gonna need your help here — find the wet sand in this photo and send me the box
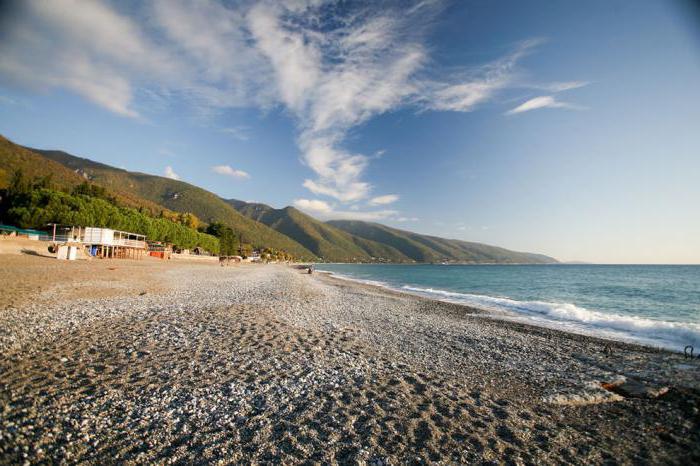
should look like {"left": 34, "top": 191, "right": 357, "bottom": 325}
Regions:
{"left": 0, "top": 254, "right": 698, "bottom": 464}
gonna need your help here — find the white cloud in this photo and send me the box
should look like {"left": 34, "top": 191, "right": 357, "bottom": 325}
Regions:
{"left": 506, "top": 95, "right": 583, "bottom": 115}
{"left": 327, "top": 209, "right": 399, "bottom": 222}
{"left": 164, "top": 165, "right": 180, "bottom": 180}
{"left": 369, "top": 194, "right": 399, "bottom": 206}
{"left": 423, "top": 39, "right": 542, "bottom": 112}
{"left": 293, "top": 198, "right": 400, "bottom": 222}
{"left": 293, "top": 198, "right": 333, "bottom": 214}
{"left": 212, "top": 165, "right": 250, "bottom": 179}
{"left": 0, "top": 1, "right": 586, "bottom": 219}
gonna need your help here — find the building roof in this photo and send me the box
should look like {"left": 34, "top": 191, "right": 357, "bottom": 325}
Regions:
{"left": 0, "top": 224, "right": 45, "bottom": 235}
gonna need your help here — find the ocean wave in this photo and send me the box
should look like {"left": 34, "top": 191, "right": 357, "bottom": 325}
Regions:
{"left": 401, "top": 286, "right": 700, "bottom": 351}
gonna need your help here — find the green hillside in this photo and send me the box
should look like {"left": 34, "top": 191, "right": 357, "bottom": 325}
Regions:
{"left": 0, "top": 136, "right": 169, "bottom": 215}
{"left": 327, "top": 220, "right": 558, "bottom": 264}
{"left": 0, "top": 136, "right": 84, "bottom": 189}
{"left": 227, "top": 200, "right": 410, "bottom": 262}
{"left": 0, "top": 134, "right": 557, "bottom": 263}
{"left": 26, "top": 147, "right": 316, "bottom": 260}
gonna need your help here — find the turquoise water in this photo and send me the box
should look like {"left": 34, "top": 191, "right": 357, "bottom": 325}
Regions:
{"left": 316, "top": 264, "right": 700, "bottom": 351}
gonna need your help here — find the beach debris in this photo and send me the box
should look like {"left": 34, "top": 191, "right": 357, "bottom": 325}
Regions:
{"left": 139, "top": 291, "right": 147, "bottom": 296}
{"left": 613, "top": 380, "right": 669, "bottom": 399}
{"left": 543, "top": 381, "right": 624, "bottom": 406}
{"left": 599, "top": 376, "right": 669, "bottom": 399}
{"left": 543, "top": 389, "right": 623, "bottom": 406}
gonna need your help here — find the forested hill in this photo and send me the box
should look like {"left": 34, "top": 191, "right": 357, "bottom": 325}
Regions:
{"left": 229, "top": 200, "right": 558, "bottom": 264}
{"left": 0, "top": 134, "right": 557, "bottom": 263}
{"left": 327, "top": 220, "right": 558, "bottom": 264}
{"left": 23, "top": 144, "right": 316, "bottom": 260}
{"left": 226, "top": 200, "right": 410, "bottom": 262}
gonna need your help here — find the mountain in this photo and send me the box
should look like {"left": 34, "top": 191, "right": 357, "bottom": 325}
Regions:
{"left": 28, "top": 147, "right": 317, "bottom": 260}
{"left": 228, "top": 200, "right": 557, "bottom": 264}
{"left": 226, "top": 200, "right": 409, "bottom": 262}
{"left": 327, "top": 220, "right": 558, "bottom": 264}
{"left": 0, "top": 136, "right": 315, "bottom": 259}
{"left": 0, "top": 133, "right": 557, "bottom": 263}
{"left": 0, "top": 136, "right": 169, "bottom": 214}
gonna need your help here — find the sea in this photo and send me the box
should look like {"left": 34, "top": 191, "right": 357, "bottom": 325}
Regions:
{"left": 315, "top": 264, "right": 700, "bottom": 352}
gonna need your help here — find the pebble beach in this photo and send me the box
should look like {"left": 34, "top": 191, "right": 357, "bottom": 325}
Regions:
{"left": 0, "top": 254, "right": 699, "bottom": 464}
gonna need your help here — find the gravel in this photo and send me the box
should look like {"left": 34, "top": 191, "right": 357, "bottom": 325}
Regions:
{"left": 1, "top": 263, "right": 698, "bottom": 464}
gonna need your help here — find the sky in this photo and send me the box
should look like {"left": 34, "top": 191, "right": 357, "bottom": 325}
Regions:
{"left": 1, "top": 0, "right": 699, "bottom": 264}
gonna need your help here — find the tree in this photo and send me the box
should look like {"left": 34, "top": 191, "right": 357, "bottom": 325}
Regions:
{"left": 0, "top": 181, "right": 220, "bottom": 254}
{"left": 205, "top": 222, "right": 240, "bottom": 256}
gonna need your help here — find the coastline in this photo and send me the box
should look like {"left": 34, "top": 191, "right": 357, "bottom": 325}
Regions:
{"left": 315, "top": 269, "right": 671, "bottom": 354}
{"left": 314, "top": 265, "right": 700, "bottom": 353}
{"left": 1, "top": 255, "right": 698, "bottom": 463}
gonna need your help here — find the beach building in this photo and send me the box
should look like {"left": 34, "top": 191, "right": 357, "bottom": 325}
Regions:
{"left": 146, "top": 241, "right": 172, "bottom": 260}
{"left": 0, "top": 225, "right": 44, "bottom": 240}
{"left": 82, "top": 227, "right": 147, "bottom": 259}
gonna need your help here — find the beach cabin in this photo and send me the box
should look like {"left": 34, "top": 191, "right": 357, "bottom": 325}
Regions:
{"left": 82, "top": 227, "right": 147, "bottom": 259}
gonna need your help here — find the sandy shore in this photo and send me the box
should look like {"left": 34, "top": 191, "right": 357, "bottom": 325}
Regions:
{"left": 0, "top": 253, "right": 698, "bottom": 464}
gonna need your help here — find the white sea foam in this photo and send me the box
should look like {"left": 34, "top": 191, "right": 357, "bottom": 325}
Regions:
{"left": 320, "top": 269, "right": 700, "bottom": 351}
{"left": 401, "top": 285, "right": 700, "bottom": 351}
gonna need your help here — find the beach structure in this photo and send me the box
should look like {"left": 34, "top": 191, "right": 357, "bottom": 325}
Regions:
{"left": 82, "top": 227, "right": 147, "bottom": 259}
{"left": 0, "top": 224, "right": 44, "bottom": 240}
{"left": 147, "top": 241, "right": 172, "bottom": 260}
{"left": 56, "top": 243, "right": 79, "bottom": 260}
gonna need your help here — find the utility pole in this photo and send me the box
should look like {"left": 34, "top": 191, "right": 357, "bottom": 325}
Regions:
{"left": 47, "top": 223, "right": 58, "bottom": 242}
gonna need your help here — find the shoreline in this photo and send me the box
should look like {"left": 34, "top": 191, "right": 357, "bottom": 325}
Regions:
{"left": 315, "top": 269, "right": 675, "bottom": 356}
{"left": 1, "top": 255, "right": 699, "bottom": 463}
{"left": 314, "top": 267, "right": 698, "bottom": 354}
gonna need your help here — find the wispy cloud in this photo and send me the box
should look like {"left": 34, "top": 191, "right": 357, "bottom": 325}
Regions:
{"left": 507, "top": 80, "right": 588, "bottom": 115}
{"left": 506, "top": 95, "right": 583, "bottom": 115}
{"left": 212, "top": 164, "right": 250, "bottom": 179}
{"left": 369, "top": 194, "right": 399, "bottom": 206}
{"left": 164, "top": 165, "right": 180, "bottom": 180}
{"left": 538, "top": 80, "right": 589, "bottom": 92}
{"left": 423, "top": 38, "right": 543, "bottom": 112}
{"left": 0, "top": 0, "right": 585, "bottom": 220}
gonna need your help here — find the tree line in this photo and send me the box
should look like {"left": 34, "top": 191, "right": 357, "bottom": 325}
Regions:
{"left": 0, "top": 171, "right": 219, "bottom": 253}
{"left": 0, "top": 170, "right": 298, "bottom": 260}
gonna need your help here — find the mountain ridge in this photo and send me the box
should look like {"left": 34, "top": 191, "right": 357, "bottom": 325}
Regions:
{"left": 0, "top": 134, "right": 557, "bottom": 263}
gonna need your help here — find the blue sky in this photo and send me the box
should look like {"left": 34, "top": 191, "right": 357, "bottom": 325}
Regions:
{"left": 1, "top": 0, "right": 699, "bottom": 263}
